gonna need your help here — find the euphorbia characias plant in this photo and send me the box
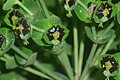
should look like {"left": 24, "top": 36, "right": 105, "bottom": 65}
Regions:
{"left": 0, "top": 0, "right": 120, "bottom": 80}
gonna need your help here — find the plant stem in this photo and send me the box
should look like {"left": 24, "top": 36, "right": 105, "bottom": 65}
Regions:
{"left": 91, "top": 26, "right": 97, "bottom": 40}
{"left": 1, "top": 54, "right": 53, "bottom": 80}
{"left": 73, "top": 26, "right": 79, "bottom": 79}
{"left": 90, "top": 45, "right": 104, "bottom": 67}
{"left": 11, "top": 45, "right": 29, "bottom": 59}
{"left": 38, "top": 0, "right": 50, "bottom": 18}
{"left": 34, "top": 61, "right": 65, "bottom": 80}
{"left": 101, "top": 35, "right": 116, "bottom": 55}
{"left": 57, "top": 52, "right": 74, "bottom": 80}
{"left": 11, "top": 45, "right": 64, "bottom": 80}
{"left": 92, "top": 34, "right": 116, "bottom": 67}
{"left": 80, "top": 43, "right": 98, "bottom": 80}
{"left": 78, "top": 34, "right": 85, "bottom": 79}
{"left": 23, "top": 67, "right": 53, "bottom": 80}
{"left": 17, "top": 1, "right": 33, "bottom": 16}
{"left": 77, "top": 0, "right": 88, "bottom": 10}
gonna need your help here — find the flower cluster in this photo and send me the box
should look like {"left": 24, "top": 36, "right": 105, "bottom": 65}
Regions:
{"left": 101, "top": 55, "right": 118, "bottom": 73}
{"left": 47, "top": 25, "right": 65, "bottom": 41}
{"left": 9, "top": 10, "right": 30, "bottom": 39}
{"left": 9, "top": 10, "right": 23, "bottom": 25}
{"left": 96, "top": 2, "right": 112, "bottom": 19}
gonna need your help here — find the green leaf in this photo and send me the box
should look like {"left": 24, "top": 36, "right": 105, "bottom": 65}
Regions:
{"left": 31, "top": 15, "right": 63, "bottom": 46}
{"left": 97, "top": 30, "right": 115, "bottom": 44}
{"left": 0, "top": 28, "right": 15, "bottom": 54}
{"left": 31, "top": 19, "right": 49, "bottom": 46}
{"left": 117, "top": 11, "right": 120, "bottom": 24}
{"left": 114, "top": 74, "right": 120, "bottom": 80}
{"left": 5, "top": 57, "right": 18, "bottom": 69}
{"left": 3, "top": 0, "right": 17, "bottom": 10}
{"left": 4, "top": 10, "right": 12, "bottom": 27}
{"left": 3, "top": 0, "right": 33, "bottom": 15}
{"left": 31, "top": 29, "right": 45, "bottom": 46}
{"left": 15, "top": 54, "right": 26, "bottom": 65}
{"left": 25, "top": 52, "right": 37, "bottom": 66}
{"left": 21, "top": 0, "right": 41, "bottom": 21}
{"left": 20, "top": 47, "right": 32, "bottom": 56}
{"left": 74, "top": 5, "right": 89, "bottom": 22}
{"left": 15, "top": 47, "right": 37, "bottom": 66}
{"left": 85, "top": 26, "right": 98, "bottom": 43}
{"left": 85, "top": 26, "right": 115, "bottom": 44}
{"left": 48, "top": 15, "right": 61, "bottom": 25}
{"left": 113, "top": 52, "right": 120, "bottom": 63}
{"left": 0, "top": 72, "right": 27, "bottom": 80}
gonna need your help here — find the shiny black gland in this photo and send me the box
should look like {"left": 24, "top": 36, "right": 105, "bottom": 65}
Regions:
{"left": 0, "top": 34, "right": 4, "bottom": 48}
{"left": 47, "top": 25, "right": 65, "bottom": 41}
{"left": 16, "top": 18, "right": 30, "bottom": 35}
{"left": 9, "top": 10, "right": 23, "bottom": 25}
{"left": 96, "top": 2, "right": 112, "bottom": 19}
{"left": 101, "top": 55, "right": 118, "bottom": 73}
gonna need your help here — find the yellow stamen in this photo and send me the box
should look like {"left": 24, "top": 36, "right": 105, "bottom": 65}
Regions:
{"left": 53, "top": 31, "right": 60, "bottom": 40}
{"left": 16, "top": 25, "right": 24, "bottom": 30}
{"left": 105, "top": 61, "right": 113, "bottom": 69}
{"left": 102, "top": 8, "right": 111, "bottom": 17}
{"left": 11, "top": 15, "right": 17, "bottom": 20}
{"left": 12, "top": 25, "right": 24, "bottom": 31}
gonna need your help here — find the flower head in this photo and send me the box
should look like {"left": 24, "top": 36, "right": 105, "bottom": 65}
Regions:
{"left": 47, "top": 25, "right": 65, "bottom": 41}
{"left": 68, "top": 0, "right": 75, "bottom": 7}
{"left": 15, "top": 18, "right": 30, "bottom": 36}
{"left": 9, "top": 10, "right": 23, "bottom": 25}
{"left": 101, "top": 55, "right": 118, "bottom": 73}
{"left": 96, "top": 2, "right": 112, "bottom": 19}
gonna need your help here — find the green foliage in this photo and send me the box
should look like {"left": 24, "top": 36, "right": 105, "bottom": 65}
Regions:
{"left": 1, "top": 0, "right": 120, "bottom": 80}
{"left": 0, "top": 72, "right": 26, "bottom": 80}
{"left": 0, "top": 28, "right": 15, "bottom": 54}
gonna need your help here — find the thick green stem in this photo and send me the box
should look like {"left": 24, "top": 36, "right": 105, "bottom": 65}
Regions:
{"left": 90, "top": 45, "right": 104, "bottom": 67}
{"left": 11, "top": 45, "right": 29, "bottom": 59}
{"left": 77, "top": 0, "right": 88, "bottom": 10}
{"left": 17, "top": 1, "right": 33, "bottom": 16}
{"left": 91, "top": 27, "right": 97, "bottom": 40}
{"left": 80, "top": 43, "right": 98, "bottom": 80}
{"left": 38, "top": 0, "right": 50, "bottom": 18}
{"left": 78, "top": 35, "right": 85, "bottom": 79}
{"left": 57, "top": 52, "right": 74, "bottom": 80}
{"left": 24, "top": 67, "right": 52, "bottom": 80}
{"left": 101, "top": 35, "right": 116, "bottom": 55}
{"left": 73, "top": 26, "right": 79, "bottom": 79}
